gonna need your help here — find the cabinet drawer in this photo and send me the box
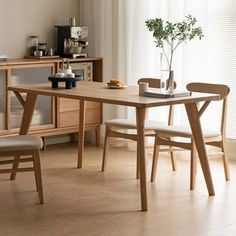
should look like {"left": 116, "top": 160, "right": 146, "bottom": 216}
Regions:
{"left": 59, "top": 98, "right": 100, "bottom": 112}
{"left": 59, "top": 107, "right": 101, "bottom": 128}
{"left": 59, "top": 98, "right": 80, "bottom": 112}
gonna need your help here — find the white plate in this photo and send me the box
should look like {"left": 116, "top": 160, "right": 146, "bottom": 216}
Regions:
{"left": 105, "top": 85, "right": 127, "bottom": 89}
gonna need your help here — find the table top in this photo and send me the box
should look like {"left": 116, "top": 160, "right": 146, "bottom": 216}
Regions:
{"left": 8, "top": 81, "right": 220, "bottom": 108}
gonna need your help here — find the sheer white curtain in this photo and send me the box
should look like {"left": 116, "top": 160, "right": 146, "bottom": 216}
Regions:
{"left": 79, "top": 0, "right": 236, "bottom": 140}
{"left": 79, "top": 0, "right": 168, "bottom": 123}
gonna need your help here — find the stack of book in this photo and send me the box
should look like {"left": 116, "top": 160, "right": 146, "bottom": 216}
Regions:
{"left": 143, "top": 88, "right": 192, "bottom": 98}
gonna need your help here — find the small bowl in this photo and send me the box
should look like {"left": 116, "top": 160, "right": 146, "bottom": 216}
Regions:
{"left": 59, "top": 68, "right": 72, "bottom": 74}
{"left": 65, "top": 73, "right": 75, "bottom": 78}
{"left": 55, "top": 73, "right": 65, "bottom": 78}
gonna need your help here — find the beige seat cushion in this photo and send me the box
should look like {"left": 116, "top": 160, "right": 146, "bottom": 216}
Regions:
{"left": 105, "top": 119, "right": 166, "bottom": 130}
{"left": 0, "top": 135, "right": 43, "bottom": 152}
{"left": 156, "top": 125, "right": 221, "bottom": 138}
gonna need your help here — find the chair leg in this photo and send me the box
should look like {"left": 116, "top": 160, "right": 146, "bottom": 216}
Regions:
{"left": 190, "top": 141, "right": 197, "bottom": 190}
{"left": 151, "top": 136, "right": 160, "bottom": 182}
{"left": 42, "top": 137, "right": 47, "bottom": 151}
{"left": 170, "top": 151, "right": 176, "bottom": 171}
{"left": 33, "top": 150, "right": 44, "bottom": 204}
{"left": 10, "top": 155, "right": 21, "bottom": 180}
{"left": 95, "top": 126, "right": 101, "bottom": 147}
{"left": 170, "top": 153, "right": 176, "bottom": 172}
{"left": 221, "top": 139, "right": 230, "bottom": 181}
{"left": 136, "top": 144, "right": 140, "bottom": 179}
{"left": 168, "top": 138, "right": 176, "bottom": 171}
{"left": 101, "top": 126, "right": 109, "bottom": 172}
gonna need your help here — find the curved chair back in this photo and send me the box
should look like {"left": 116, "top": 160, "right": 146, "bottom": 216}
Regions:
{"left": 186, "top": 82, "right": 230, "bottom": 100}
{"left": 186, "top": 82, "right": 230, "bottom": 136}
{"left": 138, "top": 78, "right": 161, "bottom": 88}
{"left": 138, "top": 78, "right": 177, "bottom": 89}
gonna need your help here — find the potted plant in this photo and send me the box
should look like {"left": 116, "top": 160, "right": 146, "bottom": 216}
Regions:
{"left": 145, "top": 15, "right": 204, "bottom": 92}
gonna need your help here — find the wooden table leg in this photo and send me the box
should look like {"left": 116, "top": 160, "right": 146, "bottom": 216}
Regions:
{"left": 77, "top": 100, "right": 86, "bottom": 168}
{"left": 136, "top": 107, "right": 148, "bottom": 211}
{"left": 185, "top": 102, "right": 215, "bottom": 196}
{"left": 10, "top": 92, "right": 38, "bottom": 180}
{"left": 19, "top": 93, "right": 38, "bottom": 135}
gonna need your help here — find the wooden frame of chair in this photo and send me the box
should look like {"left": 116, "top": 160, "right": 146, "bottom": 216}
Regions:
{"left": 151, "top": 82, "right": 230, "bottom": 189}
{"left": 101, "top": 78, "right": 176, "bottom": 179}
{"left": 0, "top": 149, "right": 44, "bottom": 204}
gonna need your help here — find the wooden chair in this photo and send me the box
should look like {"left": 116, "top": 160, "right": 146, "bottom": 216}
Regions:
{"left": 0, "top": 135, "right": 44, "bottom": 204}
{"left": 102, "top": 78, "right": 176, "bottom": 178}
{"left": 151, "top": 82, "right": 230, "bottom": 189}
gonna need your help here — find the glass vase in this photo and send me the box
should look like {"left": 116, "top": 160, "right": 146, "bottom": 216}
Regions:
{"left": 167, "top": 70, "right": 175, "bottom": 93}
{"left": 160, "top": 53, "right": 175, "bottom": 93}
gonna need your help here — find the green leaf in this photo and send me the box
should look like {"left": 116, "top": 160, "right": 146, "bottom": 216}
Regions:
{"left": 145, "top": 15, "right": 204, "bottom": 70}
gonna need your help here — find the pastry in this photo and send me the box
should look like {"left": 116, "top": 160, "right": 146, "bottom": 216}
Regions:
{"left": 107, "top": 79, "right": 124, "bottom": 87}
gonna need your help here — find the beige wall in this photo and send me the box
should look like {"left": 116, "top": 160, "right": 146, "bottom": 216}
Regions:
{"left": 0, "top": 0, "right": 80, "bottom": 59}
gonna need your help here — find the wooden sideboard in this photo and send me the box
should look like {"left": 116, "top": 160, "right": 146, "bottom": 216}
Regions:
{"left": 0, "top": 57, "right": 103, "bottom": 147}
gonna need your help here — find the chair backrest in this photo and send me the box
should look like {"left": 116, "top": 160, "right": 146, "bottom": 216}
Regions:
{"left": 186, "top": 82, "right": 230, "bottom": 100}
{"left": 138, "top": 78, "right": 177, "bottom": 89}
{"left": 186, "top": 82, "right": 230, "bottom": 136}
{"left": 138, "top": 78, "right": 175, "bottom": 125}
{"left": 138, "top": 78, "right": 162, "bottom": 88}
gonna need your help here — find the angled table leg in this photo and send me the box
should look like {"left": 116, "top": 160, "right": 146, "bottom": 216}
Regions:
{"left": 19, "top": 93, "right": 38, "bottom": 135}
{"left": 136, "top": 107, "right": 148, "bottom": 211}
{"left": 77, "top": 100, "right": 86, "bottom": 168}
{"left": 10, "top": 92, "right": 38, "bottom": 180}
{"left": 185, "top": 102, "right": 215, "bottom": 196}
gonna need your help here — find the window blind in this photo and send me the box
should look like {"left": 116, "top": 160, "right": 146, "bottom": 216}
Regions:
{"left": 176, "top": 0, "right": 236, "bottom": 139}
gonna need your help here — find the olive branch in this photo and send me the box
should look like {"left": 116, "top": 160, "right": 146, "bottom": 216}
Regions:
{"left": 146, "top": 15, "right": 204, "bottom": 71}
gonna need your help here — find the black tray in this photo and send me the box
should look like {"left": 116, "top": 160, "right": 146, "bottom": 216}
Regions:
{"left": 48, "top": 75, "right": 83, "bottom": 89}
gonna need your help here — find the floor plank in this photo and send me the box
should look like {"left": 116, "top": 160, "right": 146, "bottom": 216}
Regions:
{"left": 0, "top": 143, "right": 236, "bottom": 236}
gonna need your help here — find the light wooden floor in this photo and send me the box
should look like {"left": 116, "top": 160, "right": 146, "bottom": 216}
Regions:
{"left": 0, "top": 143, "right": 236, "bottom": 236}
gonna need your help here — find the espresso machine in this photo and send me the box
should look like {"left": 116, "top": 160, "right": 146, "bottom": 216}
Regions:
{"left": 55, "top": 26, "right": 88, "bottom": 58}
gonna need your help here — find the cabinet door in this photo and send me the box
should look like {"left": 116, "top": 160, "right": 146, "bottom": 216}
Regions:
{"left": 0, "top": 70, "right": 6, "bottom": 131}
{"left": 10, "top": 65, "right": 55, "bottom": 130}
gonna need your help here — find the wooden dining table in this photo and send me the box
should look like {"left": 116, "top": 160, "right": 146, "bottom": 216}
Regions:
{"left": 8, "top": 81, "right": 220, "bottom": 211}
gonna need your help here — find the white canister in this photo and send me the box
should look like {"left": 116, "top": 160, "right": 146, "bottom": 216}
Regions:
{"left": 139, "top": 82, "right": 149, "bottom": 96}
{"left": 59, "top": 68, "right": 72, "bottom": 74}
